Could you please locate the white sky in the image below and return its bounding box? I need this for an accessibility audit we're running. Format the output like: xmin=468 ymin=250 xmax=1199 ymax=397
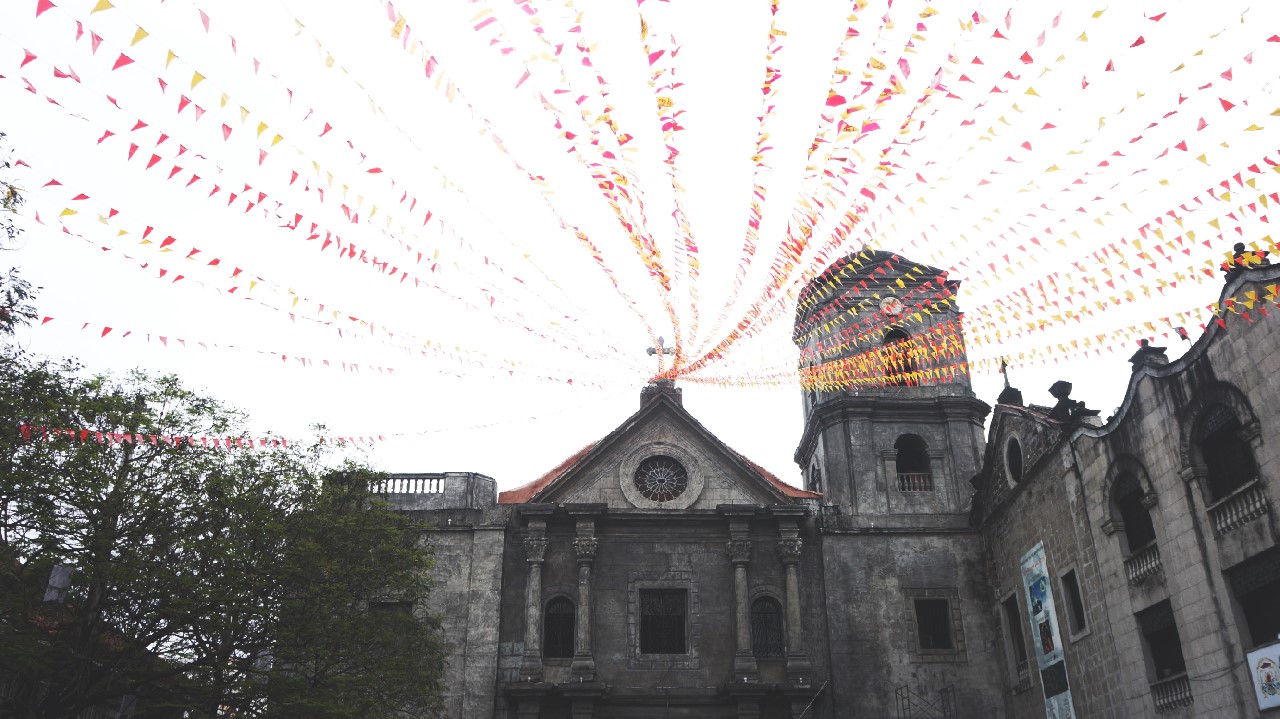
xmin=2 ymin=0 xmax=1278 ymax=488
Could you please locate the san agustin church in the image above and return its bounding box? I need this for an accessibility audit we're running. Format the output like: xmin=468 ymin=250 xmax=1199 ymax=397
xmin=380 ymin=247 xmax=1280 ymax=719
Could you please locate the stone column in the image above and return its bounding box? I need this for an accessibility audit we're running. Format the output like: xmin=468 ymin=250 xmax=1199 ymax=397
xmin=776 ymin=513 xmax=813 ymax=685
xmin=571 ymin=517 xmax=598 ymax=681
xmin=727 ymin=516 xmax=759 ymax=682
xmin=519 ymin=518 xmax=548 ymax=682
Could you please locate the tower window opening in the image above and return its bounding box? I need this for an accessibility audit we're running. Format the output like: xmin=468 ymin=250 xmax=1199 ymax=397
xmin=895 ymin=434 xmax=933 ymax=491
xmin=882 ymin=328 xmax=918 ymax=386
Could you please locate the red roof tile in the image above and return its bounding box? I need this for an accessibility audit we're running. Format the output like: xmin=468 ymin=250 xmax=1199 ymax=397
xmin=497 ymin=441 xmax=599 ymax=504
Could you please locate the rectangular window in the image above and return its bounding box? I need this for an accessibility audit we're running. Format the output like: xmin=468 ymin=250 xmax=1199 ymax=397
xmin=1060 ymin=570 xmax=1088 ymax=636
xmin=914 ymin=598 xmax=954 ymax=651
xmin=640 ymin=589 xmax=687 ymax=654
xmin=1137 ymin=600 xmax=1187 ymax=680
xmin=1227 ymin=548 xmax=1280 ymax=649
xmin=1001 ymin=594 xmax=1031 ymax=688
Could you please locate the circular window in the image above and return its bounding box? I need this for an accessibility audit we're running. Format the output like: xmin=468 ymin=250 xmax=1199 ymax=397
xmin=634 ymin=456 xmax=689 ymax=502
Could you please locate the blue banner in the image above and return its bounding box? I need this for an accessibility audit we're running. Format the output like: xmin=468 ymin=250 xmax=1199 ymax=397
xmin=1021 ymin=541 xmax=1075 ymax=719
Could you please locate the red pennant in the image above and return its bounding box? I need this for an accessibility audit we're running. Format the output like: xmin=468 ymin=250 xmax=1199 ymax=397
xmin=221 ymin=124 xmax=232 ymax=140
xmin=112 ymin=53 xmax=133 ymax=70
xmin=35 ymin=0 xmax=55 ymax=16
xmin=21 ymin=49 xmax=37 ymax=67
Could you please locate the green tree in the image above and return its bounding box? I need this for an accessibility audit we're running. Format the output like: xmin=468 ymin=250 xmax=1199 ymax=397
xmin=0 ymin=131 xmax=38 ymax=333
xmin=0 ymin=351 xmax=446 ymax=718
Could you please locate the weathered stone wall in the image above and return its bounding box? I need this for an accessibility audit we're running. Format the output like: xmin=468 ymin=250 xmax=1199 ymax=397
xmin=978 ymin=264 xmax=1280 ymax=717
xmin=388 ymin=473 xmax=508 ymax=719
xmin=816 ymin=529 xmax=1007 ymax=718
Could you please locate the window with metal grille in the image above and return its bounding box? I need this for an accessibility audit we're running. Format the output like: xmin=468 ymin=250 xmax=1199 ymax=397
xmin=914 ymin=598 xmax=954 ymax=651
xmin=543 ymin=596 xmax=575 ymax=658
xmin=639 ymin=589 xmax=687 ymax=654
xmin=750 ymin=597 xmax=784 ymax=658
xmin=1113 ymin=473 xmax=1157 ymax=554
xmin=1198 ymin=405 xmax=1256 ymax=502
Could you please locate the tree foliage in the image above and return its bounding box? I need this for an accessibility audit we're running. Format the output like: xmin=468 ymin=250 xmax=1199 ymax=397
xmin=0 ymin=347 xmax=446 ymax=718
xmin=0 ymin=131 xmax=38 ymax=334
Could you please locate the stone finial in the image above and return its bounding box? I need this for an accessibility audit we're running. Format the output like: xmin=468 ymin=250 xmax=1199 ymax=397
xmin=1048 ymin=381 xmax=1101 ymax=424
xmin=640 ymin=378 xmax=683 ymax=408
xmin=1128 ymin=339 xmax=1169 ymax=371
xmin=777 ymin=537 xmax=803 ymax=564
xmin=726 ymin=539 xmax=752 ymax=564
xmin=523 ymin=536 xmax=548 ymax=563
xmin=1223 ymin=241 xmax=1270 ymax=277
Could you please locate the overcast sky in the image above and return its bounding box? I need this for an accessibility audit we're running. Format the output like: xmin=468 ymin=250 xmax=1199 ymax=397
xmin=2 ymin=0 xmax=1277 ymax=488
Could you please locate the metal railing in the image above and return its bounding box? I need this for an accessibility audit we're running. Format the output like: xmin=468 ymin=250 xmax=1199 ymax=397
xmin=1124 ymin=542 xmax=1163 ymax=586
xmin=895 ymin=684 xmax=956 ymax=719
xmin=897 ymin=473 xmax=934 ymax=492
xmin=371 ymin=475 xmax=445 ymax=495
xmin=1206 ymin=479 xmax=1270 ymax=536
xmin=1151 ymin=673 xmax=1193 ymax=712
xmin=1013 ymin=659 xmax=1033 ymax=692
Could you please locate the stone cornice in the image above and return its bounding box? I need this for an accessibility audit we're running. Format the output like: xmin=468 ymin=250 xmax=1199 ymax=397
xmin=794 ymin=394 xmax=991 ymax=463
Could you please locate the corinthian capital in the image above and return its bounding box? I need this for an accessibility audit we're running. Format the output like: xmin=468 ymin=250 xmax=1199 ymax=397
xmin=523 ymin=536 xmax=548 ymax=563
xmin=726 ymin=539 xmax=752 ymax=564
xmin=573 ymin=536 xmax=598 ymax=561
xmin=777 ymin=537 xmax=803 ymax=564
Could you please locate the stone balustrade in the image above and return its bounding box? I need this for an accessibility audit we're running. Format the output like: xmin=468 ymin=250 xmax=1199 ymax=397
xmin=1150 ymin=673 xmax=1193 ymax=712
xmin=1124 ymin=542 xmax=1162 ymax=586
xmin=373 ymin=475 xmax=445 ymax=494
xmin=897 ymin=473 xmax=934 ymax=492
xmin=1207 ymin=478 xmax=1270 ymax=536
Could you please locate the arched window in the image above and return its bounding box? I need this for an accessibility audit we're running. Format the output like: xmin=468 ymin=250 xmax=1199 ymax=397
xmin=895 ymin=434 xmax=933 ymax=491
xmin=882 ymin=328 xmax=916 ymax=385
xmin=1112 ymin=473 xmax=1157 ymax=555
xmin=543 ymin=596 xmax=575 ymax=658
xmin=750 ymin=597 xmax=784 ymax=658
xmin=1198 ymin=405 xmax=1257 ymax=502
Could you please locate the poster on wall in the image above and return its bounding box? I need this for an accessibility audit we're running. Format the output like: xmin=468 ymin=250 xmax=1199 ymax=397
xmin=1247 ymin=641 xmax=1280 ymax=711
xmin=1021 ymin=541 xmax=1076 ymax=719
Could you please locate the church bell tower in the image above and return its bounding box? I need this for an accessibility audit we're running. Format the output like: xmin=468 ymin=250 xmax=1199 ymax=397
xmin=792 ymin=249 xmax=989 ymax=517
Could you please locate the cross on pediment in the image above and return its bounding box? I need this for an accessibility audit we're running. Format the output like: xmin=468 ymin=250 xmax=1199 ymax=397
xmin=647 ymin=336 xmax=675 ymax=374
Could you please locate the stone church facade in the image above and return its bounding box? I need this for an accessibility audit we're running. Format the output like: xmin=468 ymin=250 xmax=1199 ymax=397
xmin=384 ymin=249 xmax=1280 ymax=718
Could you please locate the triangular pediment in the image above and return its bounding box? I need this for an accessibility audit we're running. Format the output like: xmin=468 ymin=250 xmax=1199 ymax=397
xmin=499 ymin=390 xmax=816 ymax=509
xmin=972 ymin=404 xmax=1068 ymax=519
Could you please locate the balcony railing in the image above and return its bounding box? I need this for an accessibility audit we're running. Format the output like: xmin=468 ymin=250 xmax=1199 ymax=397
xmin=1206 ymin=478 xmax=1270 ymax=536
xmin=372 ymin=475 xmax=445 ymax=495
xmin=897 ymin=473 xmax=934 ymax=492
xmin=1124 ymin=542 xmax=1163 ymax=586
xmin=1151 ymin=673 xmax=1193 ymax=712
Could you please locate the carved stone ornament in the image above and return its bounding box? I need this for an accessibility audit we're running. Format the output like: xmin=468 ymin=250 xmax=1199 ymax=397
xmin=726 ymin=539 xmax=752 ymax=564
xmin=523 ymin=536 xmax=548 ymax=563
xmin=573 ymin=536 xmax=598 ymax=561
xmin=777 ymin=537 xmax=803 ymax=564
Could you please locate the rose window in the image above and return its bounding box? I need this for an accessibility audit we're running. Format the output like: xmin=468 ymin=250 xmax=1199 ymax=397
xmin=634 ymin=456 xmax=689 ymax=503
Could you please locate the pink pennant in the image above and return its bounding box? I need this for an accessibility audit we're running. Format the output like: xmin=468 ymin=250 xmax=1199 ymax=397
xmin=35 ymin=0 xmax=55 ymax=17
xmin=21 ymin=49 xmax=37 ymax=68
xmin=112 ymin=53 xmax=134 ymax=70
